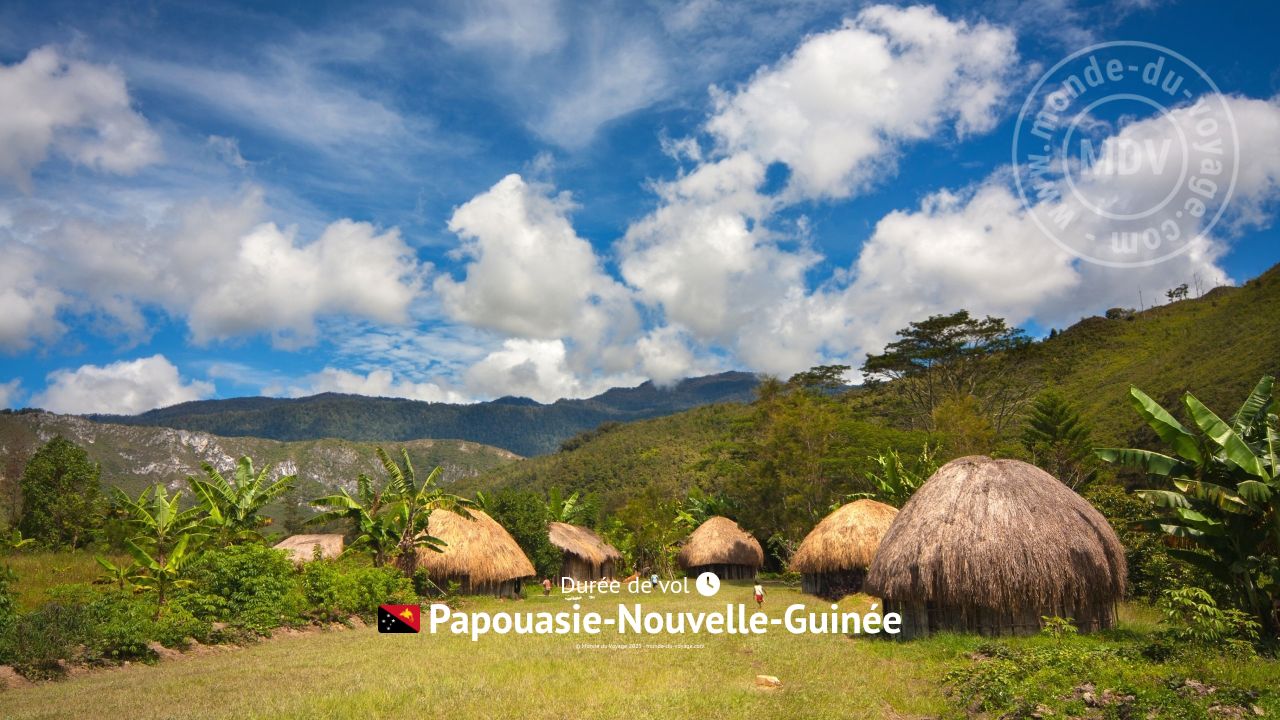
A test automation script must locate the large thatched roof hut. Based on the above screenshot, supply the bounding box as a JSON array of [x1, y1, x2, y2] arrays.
[[677, 516, 764, 580], [865, 456, 1126, 638], [791, 499, 898, 599], [548, 522, 622, 581], [274, 534, 344, 563], [416, 509, 535, 598]]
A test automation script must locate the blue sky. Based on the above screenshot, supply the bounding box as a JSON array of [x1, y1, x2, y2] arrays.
[[1, 0, 1278, 413]]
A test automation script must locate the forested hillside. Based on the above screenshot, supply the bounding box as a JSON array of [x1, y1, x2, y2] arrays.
[[474, 263, 1280, 551], [88, 372, 759, 456]]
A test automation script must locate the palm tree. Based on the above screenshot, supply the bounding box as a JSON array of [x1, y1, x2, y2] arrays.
[[113, 485, 206, 617], [189, 457, 296, 546], [377, 448, 473, 576], [309, 473, 400, 567]]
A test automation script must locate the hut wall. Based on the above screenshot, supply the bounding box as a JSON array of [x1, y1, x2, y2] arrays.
[[884, 599, 1117, 639], [559, 554, 609, 582], [686, 563, 756, 580], [426, 572, 525, 599], [801, 569, 867, 600]]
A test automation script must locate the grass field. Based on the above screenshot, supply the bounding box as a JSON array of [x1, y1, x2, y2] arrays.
[[2, 581, 1275, 720], [3, 551, 128, 611]]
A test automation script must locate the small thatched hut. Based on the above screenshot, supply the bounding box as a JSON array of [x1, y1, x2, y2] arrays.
[[791, 499, 898, 599], [548, 522, 622, 581], [677, 516, 764, 580], [273, 534, 344, 563], [416, 509, 535, 598], [865, 456, 1126, 638]]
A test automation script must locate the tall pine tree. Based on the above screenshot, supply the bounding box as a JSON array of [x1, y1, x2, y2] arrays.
[[1020, 392, 1095, 490]]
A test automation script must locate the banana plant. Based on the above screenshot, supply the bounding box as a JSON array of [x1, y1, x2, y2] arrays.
[[376, 448, 472, 576], [112, 485, 207, 617], [93, 556, 139, 593], [0, 528, 35, 554], [127, 534, 198, 618], [309, 472, 401, 567], [1097, 376, 1279, 634], [189, 457, 296, 546]]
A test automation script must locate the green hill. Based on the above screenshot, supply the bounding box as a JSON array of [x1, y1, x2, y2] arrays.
[[0, 412, 520, 526], [472, 263, 1280, 531]]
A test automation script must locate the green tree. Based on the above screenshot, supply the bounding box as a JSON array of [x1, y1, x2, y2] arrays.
[[487, 488, 561, 580], [1097, 377, 1279, 635], [113, 485, 207, 617], [17, 436, 103, 548], [545, 487, 584, 525], [188, 456, 296, 546], [1021, 391, 1097, 489], [861, 310, 1031, 431], [932, 394, 997, 458], [308, 474, 400, 567], [852, 443, 940, 508]]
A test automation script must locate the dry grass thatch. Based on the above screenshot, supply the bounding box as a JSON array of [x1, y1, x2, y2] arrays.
[[791, 499, 898, 574], [865, 456, 1126, 621], [548, 522, 622, 567], [273, 534, 344, 563], [677, 516, 764, 569], [416, 509, 535, 584]]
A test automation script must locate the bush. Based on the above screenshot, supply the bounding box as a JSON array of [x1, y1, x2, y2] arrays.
[[1159, 587, 1260, 657], [181, 544, 304, 635], [153, 602, 211, 649], [1084, 483, 1209, 601], [0, 569, 16, 633], [0, 601, 96, 679], [88, 593, 154, 663], [302, 559, 415, 620]]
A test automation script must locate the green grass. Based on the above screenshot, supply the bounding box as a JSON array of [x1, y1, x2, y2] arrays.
[[4, 551, 126, 611], [1, 583, 1274, 720]]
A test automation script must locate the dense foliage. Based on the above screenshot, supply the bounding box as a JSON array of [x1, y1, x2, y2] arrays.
[[17, 437, 103, 549]]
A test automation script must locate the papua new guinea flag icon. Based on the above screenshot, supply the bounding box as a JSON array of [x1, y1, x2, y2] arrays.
[[378, 604, 421, 633]]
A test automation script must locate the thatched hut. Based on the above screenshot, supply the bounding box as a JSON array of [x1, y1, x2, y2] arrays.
[[416, 509, 535, 598], [273, 534, 344, 563], [677, 516, 764, 580], [548, 522, 622, 581], [791, 499, 898, 599], [865, 456, 1126, 638]]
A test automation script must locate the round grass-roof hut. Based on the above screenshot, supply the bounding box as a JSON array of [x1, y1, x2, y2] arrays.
[[677, 516, 764, 580], [865, 456, 1126, 638], [548, 522, 622, 582], [791, 499, 898, 600], [273, 534, 344, 564], [416, 509, 535, 598]]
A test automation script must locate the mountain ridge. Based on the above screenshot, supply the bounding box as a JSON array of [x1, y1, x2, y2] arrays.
[[84, 371, 761, 457]]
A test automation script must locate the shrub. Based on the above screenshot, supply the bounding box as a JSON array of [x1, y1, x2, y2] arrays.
[[88, 593, 154, 663], [0, 601, 96, 679], [1084, 483, 1208, 600], [1159, 586, 1260, 656], [182, 544, 304, 635], [302, 559, 414, 620], [153, 602, 211, 649], [0, 569, 17, 633]]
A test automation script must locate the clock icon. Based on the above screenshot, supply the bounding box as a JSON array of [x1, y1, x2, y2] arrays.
[[695, 571, 720, 597]]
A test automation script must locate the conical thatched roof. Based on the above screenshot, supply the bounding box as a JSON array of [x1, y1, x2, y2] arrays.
[[548, 522, 622, 567], [865, 456, 1126, 613], [416, 509, 535, 584], [791, 499, 898, 574], [677, 516, 764, 569], [274, 534, 344, 563]]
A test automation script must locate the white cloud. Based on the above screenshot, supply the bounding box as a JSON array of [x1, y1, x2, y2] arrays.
[[270, 367, 468, 404], [445, 0, 568, 59], [463, 338, 638, 403], [0, 379, 21, 409], [33, 355, 214, 415], [704, 4, 1018, 201], [0, 46, 161, 190], [0, 187, 427, 350]]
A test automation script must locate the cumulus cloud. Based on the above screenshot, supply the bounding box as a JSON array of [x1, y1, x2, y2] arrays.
[[618, 4, 1019, 374], [0, 46, 161, 190], [269, 367, 468, 404], [0, 188, 426, 349], [33, 355, 214, 415], [463, 338, 639, 403], [0, 379, 22, 409], [705, 4, 1018, 201]]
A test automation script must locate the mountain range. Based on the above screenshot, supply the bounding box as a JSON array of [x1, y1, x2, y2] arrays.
[[90, 371, 761, 457]]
